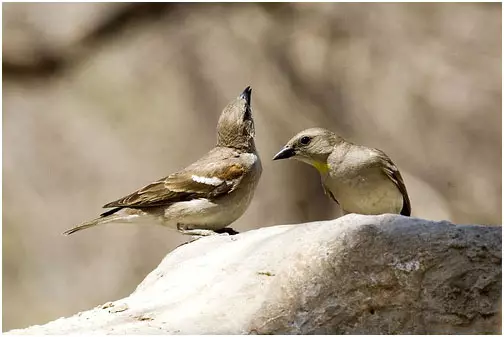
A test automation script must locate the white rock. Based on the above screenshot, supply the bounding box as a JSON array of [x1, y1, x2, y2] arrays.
[[7, 214, 501, 334]]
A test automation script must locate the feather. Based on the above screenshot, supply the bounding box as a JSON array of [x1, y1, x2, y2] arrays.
[[374, 149, 411, 216], [102, 148, 252, 209]]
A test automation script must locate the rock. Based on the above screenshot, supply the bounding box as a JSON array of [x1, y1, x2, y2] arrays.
[[7, 214, 501, 334]]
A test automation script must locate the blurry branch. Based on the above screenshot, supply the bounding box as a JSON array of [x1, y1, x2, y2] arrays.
[[3, 54, 66, 79], [2, 3, 175, 80], [79, 3, 173, 44]]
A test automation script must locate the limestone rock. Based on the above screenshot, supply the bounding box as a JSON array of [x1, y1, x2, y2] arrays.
[[8, 214, 501, 334]]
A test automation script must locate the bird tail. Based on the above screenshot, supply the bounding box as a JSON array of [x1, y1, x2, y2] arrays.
[[63, 211, 128, 236]]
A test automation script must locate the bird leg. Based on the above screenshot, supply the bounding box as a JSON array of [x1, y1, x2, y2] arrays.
[[176, 223, 239, 237], [177, 228, 219, 237], [176, 224, 240, 247], [176, 224, 226, 237]]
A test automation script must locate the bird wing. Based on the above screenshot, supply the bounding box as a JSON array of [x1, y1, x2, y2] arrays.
[[322, 183, 340, 205], [374, 149, 411, 216], [103, 149, 249, 209]]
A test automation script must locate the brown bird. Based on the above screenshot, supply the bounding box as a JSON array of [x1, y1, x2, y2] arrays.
[[273, 128, 411, 216], [64, 86, 262, 236]]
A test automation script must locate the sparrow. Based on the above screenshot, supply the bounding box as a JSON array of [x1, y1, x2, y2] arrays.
[[273, 127, 411, 216], [64, 86, 262, 236]]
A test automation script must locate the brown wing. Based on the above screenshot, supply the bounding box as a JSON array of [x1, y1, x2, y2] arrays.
[[322, 183, 339, 205], [374, 149, 411, 216], [103, 152, 246, 209]]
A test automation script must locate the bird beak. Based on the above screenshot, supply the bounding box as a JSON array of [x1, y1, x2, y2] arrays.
[[240, 86, 252, 105], [273, 147, 295, 160]]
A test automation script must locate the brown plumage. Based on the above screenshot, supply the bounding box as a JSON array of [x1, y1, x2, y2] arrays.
[[64, 86, 262, 236], [102, 150, 248, 209], [374, 149, 411, 216]]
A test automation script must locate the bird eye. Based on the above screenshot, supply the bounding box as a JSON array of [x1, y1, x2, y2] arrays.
[[300, 136, 311, 145]]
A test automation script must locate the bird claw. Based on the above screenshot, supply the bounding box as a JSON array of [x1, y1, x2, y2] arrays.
[[214, 227, 239, 235], [175, 227, 240, 248], [176, 223, 239, 237]]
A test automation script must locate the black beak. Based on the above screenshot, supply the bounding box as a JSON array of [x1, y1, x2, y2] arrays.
[[240, 86, 252, 105], [273, 147, 295, 160]]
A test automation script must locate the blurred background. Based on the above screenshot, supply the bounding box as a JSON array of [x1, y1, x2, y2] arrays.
[[2, 2, 501, 331]]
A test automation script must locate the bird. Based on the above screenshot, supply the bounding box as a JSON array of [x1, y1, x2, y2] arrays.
[[272, 127, 411, 216], [63, 86, 262, 236]]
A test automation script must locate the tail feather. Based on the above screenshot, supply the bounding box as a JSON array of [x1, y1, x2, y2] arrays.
[[400, 196, 411, 216], [100, 207, 123, 217], [63, 220, 100, 235], [63, 213, 126, 236]]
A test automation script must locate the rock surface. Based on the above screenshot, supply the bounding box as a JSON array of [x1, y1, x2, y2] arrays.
[[8, 214, 501, 334]]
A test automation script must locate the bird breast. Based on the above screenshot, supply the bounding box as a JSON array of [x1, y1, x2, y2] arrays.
[[325, 165, 403, 215]]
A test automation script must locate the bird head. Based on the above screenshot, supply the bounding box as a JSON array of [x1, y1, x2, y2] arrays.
[[273, 128, 341, 173], [217, 86, 255, 150]]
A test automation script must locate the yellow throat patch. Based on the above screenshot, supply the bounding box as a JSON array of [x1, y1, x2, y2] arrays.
[[312, 161, 330, 174]]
